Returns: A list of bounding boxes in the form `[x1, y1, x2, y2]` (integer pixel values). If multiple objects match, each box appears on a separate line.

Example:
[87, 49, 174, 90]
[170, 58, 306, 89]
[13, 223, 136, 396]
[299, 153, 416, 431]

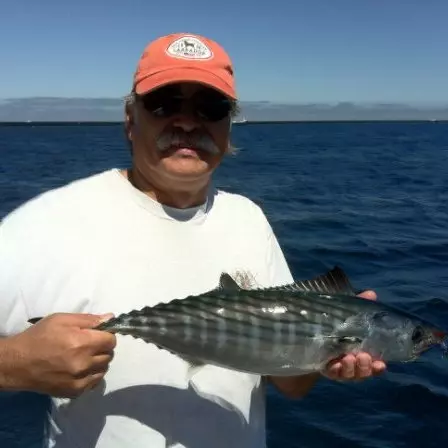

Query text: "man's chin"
[160, 156, 212, 179]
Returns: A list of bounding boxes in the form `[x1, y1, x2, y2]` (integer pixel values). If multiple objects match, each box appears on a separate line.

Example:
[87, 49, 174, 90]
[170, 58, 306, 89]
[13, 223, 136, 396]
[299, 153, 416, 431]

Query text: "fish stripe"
[126, 311, 335, 345]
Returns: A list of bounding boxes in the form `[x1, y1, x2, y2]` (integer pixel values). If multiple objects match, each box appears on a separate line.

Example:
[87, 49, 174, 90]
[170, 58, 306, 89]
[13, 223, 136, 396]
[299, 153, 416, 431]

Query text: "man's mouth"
[156, 132, 220, 155]
[165, 144, 205, 158]
[174, 147, 200, 156]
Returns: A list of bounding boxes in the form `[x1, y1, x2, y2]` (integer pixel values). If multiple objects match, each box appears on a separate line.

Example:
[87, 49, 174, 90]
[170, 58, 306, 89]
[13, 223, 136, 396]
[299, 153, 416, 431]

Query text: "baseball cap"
[133, 33, 237, 100]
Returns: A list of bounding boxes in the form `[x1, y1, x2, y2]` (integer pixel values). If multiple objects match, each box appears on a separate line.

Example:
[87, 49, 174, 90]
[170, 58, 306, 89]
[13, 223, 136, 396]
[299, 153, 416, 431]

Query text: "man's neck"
[123, 169, 210, 209]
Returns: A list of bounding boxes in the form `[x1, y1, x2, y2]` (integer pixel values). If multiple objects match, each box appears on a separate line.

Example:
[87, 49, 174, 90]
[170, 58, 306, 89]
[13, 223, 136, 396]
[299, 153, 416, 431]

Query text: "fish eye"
[412, 326, 424, 343]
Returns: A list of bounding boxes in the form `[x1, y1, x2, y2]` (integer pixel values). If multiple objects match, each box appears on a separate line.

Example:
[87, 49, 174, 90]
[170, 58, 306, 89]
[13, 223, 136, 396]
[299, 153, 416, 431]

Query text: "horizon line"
[1, 119, 447, 125]
[1, 97, 448, 107]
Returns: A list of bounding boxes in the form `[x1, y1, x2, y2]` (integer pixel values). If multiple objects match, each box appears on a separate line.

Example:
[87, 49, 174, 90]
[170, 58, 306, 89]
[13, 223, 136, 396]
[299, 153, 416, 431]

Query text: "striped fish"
[29, 267, 447, 377]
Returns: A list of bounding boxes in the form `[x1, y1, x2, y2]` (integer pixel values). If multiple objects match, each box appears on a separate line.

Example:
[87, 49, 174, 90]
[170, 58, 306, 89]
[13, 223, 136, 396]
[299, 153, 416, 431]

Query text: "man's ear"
[124, 104, 134, 141]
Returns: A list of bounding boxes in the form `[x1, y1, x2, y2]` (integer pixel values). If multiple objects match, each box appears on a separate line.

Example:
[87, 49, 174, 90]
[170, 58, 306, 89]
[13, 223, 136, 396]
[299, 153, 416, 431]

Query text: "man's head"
[125, 33, 238, 199]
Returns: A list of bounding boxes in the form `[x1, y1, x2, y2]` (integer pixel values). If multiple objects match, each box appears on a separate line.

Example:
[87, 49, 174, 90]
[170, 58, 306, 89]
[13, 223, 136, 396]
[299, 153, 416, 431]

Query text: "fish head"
[361, 310, 447, 362]
[410, 325, 446, 359]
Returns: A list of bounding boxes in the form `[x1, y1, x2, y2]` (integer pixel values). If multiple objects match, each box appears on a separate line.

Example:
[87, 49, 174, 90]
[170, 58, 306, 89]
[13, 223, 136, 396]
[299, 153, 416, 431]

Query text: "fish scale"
[27, 266, 447, 376]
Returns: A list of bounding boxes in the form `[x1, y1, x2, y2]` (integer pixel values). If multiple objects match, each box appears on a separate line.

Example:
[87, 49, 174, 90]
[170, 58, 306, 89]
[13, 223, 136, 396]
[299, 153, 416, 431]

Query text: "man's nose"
[171, 99, 203, 132]
[171, 113, 201, 132]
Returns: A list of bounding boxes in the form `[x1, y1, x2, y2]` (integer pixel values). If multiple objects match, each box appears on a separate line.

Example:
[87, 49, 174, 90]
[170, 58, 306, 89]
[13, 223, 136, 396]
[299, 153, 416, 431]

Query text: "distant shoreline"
[0, 120, 447, 126]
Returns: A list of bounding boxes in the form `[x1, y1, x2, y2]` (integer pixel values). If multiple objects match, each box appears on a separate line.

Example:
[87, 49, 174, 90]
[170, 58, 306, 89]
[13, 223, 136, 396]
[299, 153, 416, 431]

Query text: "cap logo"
[166, 36, 213, 60]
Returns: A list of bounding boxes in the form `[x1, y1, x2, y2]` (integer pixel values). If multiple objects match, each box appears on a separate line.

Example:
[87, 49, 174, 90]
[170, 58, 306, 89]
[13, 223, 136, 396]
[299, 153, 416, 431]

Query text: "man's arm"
[0, 337, 22, 391]
[268, 373, 321, 399]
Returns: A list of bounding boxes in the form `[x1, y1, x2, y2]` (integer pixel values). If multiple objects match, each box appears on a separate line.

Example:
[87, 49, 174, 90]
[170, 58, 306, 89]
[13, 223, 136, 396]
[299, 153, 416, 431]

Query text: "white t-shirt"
[0, 169, 293, 448]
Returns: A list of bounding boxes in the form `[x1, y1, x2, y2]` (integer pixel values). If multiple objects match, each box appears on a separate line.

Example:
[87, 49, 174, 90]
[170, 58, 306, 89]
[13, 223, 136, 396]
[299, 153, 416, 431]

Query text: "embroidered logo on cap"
[166, 35, 213, 60]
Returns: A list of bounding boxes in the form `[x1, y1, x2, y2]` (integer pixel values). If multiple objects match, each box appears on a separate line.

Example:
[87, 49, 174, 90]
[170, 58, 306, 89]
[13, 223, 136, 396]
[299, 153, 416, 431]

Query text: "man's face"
[127, 82, 233, 187]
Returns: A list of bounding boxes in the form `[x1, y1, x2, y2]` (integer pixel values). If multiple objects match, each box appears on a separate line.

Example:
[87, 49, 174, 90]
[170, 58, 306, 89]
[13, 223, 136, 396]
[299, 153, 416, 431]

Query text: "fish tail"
[94, 313, 134, 332]
[28, 317, 42, 324]
[93, 306, 159, 341]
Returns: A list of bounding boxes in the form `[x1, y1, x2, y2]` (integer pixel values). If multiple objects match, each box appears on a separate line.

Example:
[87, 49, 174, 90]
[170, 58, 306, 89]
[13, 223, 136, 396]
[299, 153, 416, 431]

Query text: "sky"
[1, 0, 447, 104]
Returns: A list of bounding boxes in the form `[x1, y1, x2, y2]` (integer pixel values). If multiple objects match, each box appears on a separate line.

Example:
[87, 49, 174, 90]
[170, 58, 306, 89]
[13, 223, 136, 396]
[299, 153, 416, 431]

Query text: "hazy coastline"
[1, 97, 447, 122]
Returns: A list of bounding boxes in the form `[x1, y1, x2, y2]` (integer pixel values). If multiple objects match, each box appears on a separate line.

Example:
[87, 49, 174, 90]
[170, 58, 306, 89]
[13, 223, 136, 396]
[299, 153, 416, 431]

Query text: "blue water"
[1, 122, 448, 447]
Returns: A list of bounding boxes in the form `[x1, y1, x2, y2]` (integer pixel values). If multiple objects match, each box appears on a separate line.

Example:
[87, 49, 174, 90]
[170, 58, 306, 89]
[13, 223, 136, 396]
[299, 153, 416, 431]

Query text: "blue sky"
[1, 0, 447, 104]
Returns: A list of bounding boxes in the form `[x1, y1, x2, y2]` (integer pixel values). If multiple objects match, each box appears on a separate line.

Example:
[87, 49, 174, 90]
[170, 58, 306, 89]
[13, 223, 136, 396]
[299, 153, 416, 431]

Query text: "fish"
[28, 267, 447, 378]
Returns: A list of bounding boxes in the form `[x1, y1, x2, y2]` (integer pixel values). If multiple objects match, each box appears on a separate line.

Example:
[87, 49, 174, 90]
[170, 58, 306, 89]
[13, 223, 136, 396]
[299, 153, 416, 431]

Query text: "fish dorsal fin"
[284, 266, 357, 295]
[218, 273, 241, 291]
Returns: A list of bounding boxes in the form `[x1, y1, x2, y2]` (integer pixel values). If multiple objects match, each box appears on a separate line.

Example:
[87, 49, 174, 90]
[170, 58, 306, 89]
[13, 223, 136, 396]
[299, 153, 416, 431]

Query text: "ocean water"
[1, 121, 448, 447]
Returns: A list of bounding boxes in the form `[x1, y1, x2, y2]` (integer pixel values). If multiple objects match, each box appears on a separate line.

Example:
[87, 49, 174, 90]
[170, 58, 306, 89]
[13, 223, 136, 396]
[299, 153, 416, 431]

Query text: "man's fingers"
[87, 353, 114, 375]
[97, 313, 115, 324]
[340, 354, 356, 378]
[48, 312, 114, 329]
[84, 331, 117, 354]
[324, 362, 341, 379]
[71, 352, 114, 382]
[372, 360, 387, 375]
[80, 372, 108, 394]
[323, 352, 386, 382]
[357, 290, 377, 301]
[82, 313, 115, 328]
[355, 353, 372, 378]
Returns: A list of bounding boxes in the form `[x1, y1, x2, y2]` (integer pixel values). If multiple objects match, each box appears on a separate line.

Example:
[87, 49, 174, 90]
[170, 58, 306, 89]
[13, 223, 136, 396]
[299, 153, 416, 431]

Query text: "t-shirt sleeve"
[247, 201, 294, 287]
[263, 218, 294, 287]
[0, 216, 31, 337]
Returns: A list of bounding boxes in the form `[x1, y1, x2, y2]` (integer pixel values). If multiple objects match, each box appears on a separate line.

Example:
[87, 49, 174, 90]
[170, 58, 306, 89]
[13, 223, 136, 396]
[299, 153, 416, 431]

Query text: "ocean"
[0, 121, 447, 447]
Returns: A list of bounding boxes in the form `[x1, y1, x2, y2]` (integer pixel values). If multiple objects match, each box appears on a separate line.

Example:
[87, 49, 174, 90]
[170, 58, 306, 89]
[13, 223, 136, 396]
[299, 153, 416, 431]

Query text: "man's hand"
[322, 290, 387, 381]
[0, 312, 116, 398]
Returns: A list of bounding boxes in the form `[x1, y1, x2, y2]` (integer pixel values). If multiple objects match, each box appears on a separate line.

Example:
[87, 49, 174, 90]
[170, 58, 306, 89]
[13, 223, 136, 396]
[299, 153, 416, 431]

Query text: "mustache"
[156, 131, 220, 155]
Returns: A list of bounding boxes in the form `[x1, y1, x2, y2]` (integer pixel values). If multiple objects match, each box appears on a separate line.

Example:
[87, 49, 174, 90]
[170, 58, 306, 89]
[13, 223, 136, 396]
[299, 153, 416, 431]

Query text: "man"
[0, 33, 385, 447]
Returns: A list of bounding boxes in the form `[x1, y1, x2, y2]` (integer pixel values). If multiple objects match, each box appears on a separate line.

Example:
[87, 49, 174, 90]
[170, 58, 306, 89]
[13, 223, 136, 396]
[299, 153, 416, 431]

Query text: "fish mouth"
[413, 330, 447, 358]
[433, 330, 446, 340]
[439, 336, 448, 358]
[431, 330, 448, 357]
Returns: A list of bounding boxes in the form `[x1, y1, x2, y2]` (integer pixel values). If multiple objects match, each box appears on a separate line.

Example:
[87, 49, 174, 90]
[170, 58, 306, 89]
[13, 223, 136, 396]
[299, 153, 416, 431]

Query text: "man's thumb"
[97, 313, 115, 324]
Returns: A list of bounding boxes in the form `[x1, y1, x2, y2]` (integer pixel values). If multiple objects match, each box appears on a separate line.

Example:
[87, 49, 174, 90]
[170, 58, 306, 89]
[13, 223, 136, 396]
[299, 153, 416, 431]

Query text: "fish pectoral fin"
[292, 266, 358, 295]
[335, 336, 363, 344]
[321, 335, 365, 367]
[218, 273, 241, 291]
[323, 335, 363, 349]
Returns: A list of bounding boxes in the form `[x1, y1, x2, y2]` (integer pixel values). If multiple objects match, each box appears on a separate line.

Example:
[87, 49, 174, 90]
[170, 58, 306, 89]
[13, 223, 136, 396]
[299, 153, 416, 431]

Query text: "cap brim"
[134, 67, 237, 100]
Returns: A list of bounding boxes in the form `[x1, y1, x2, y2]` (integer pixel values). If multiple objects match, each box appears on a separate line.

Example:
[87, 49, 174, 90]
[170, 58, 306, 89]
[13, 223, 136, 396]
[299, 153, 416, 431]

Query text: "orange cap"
[133, 33, 237, 100]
